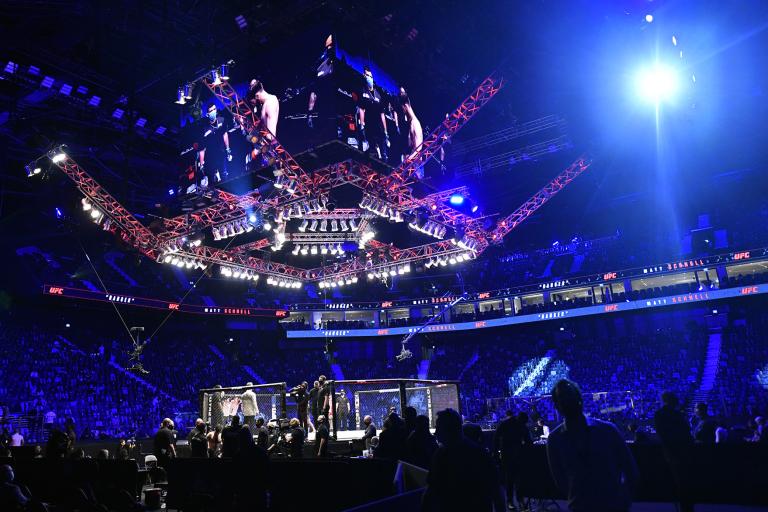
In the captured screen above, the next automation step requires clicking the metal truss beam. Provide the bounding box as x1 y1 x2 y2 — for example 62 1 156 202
229 238 272 254
53 157 159 257
202 75 313 197
491 156 592 242
181 246 307 279
385 73 504 200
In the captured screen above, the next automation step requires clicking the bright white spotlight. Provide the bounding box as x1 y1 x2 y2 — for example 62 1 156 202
51 152 67 163
645 14 653 23
635 65 679 104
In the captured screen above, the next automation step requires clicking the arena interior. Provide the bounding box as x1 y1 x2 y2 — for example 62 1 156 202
1 1 768 511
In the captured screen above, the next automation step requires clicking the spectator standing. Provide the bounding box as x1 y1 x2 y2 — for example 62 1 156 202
153 418 176 467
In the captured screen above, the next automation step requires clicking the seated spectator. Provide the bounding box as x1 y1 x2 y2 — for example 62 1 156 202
405 415 437 470
0 464 30 510
374 413 407 461
692 403 717 443
546 379 638 512
423 408 504 512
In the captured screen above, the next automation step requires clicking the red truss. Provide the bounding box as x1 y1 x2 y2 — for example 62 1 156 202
181 246 307 279
201 76 313 197
491 156 592 241
158 190 260 243
53 158 158 257
306 240 471 281
385 74 504 200
229 238 272 254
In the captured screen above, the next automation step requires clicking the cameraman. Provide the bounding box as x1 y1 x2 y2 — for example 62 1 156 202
288 418 305 458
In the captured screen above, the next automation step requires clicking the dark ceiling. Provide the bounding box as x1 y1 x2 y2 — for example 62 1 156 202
2 0 768 303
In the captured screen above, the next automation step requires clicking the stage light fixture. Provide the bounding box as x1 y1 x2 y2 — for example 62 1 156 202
163 255 172 263
320 219 328 232
310 245 318 255
219 63 230 81
331 219 339 232
300 245 309 255
329 245 338 255
337 244 345 255
309 220 318 232
340 219 348 231
320 244 328 255
645 14 653 23
175 87 186 105
211 69 222 85
286 180 297 194
635 65 678 104
51 151 67 164
449 194 464 206
298 219 309 232
292 245 300 255
81 198 92 211
349 219 358 231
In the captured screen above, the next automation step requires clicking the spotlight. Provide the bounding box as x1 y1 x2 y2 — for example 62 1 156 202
349 218 358 231
331 219 339 232
211 69 222 85
340 219 348 231
292 245 300 255
219 63 230 81
671 35 677 46
25 164 42 177
51 151 67 164
163 255 172 263
635 65 679 104
248 213 258 223
298 219 309 232
309 220 318 232
320 220 328 232
300 245 309 255
310 245 318 255
81 198 92 211
90 208 101 219
183 83 192 99
471 205 479 213
449 194 464 206
320 245 328 255
645 13 653 23
213 227 221 241
175 87 186 105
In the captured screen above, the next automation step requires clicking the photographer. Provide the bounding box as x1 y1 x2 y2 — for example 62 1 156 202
288 418 305 458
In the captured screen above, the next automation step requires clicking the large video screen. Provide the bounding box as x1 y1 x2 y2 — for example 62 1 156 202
175 31 420 195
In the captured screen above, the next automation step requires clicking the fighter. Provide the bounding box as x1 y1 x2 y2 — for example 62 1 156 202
245 79 280 139
396 87 423 164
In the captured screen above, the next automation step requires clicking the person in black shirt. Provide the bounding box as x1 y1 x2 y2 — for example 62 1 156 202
316 415 330 457
356 66 390 161
362 415 376 450
188 418 208 458
692 402 717 443
336 389 350 431
654 391 694 512
288 418 305 458
253 417 269 450
292 382 311 431
423 408 503 512
210 384 225 429
221 415 243 458
309 381 320 427
198 104 232 186
493 410 532 509
153 418 176 468
374 413 407 461
403 406 417 437
317 375 331 418
546 379 638 512
116 439 130 460
405 415 438 470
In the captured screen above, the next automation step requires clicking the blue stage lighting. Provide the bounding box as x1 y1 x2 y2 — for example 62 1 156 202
449 194 464 206
635 65 678 104
55 207 63 219
168 188 175 196
471 205 479 213
248 213 257 223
